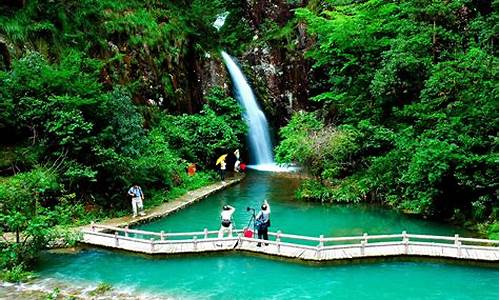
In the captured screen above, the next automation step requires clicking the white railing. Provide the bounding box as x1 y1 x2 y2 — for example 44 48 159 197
82 224 499 261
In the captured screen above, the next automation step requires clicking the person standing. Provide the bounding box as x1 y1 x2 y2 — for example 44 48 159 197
233 149 241 173
217 205 236 244
128 184 146 218
220 159 226 182
255 199 271 247
234 159 241 173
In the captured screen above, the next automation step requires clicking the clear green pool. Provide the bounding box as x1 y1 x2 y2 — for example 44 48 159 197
137 171 468 238
36 171 498 299
37 249 498 300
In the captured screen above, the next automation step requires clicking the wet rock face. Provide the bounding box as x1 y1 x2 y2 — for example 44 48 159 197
0 38 11 70
245 0 293 27
200 55 230 97
239 0 315 128
243 45 311 126
1 0 26 9
104 43 229 115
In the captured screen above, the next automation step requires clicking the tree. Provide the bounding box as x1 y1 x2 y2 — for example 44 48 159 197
0 169 59 271
276 0 498 222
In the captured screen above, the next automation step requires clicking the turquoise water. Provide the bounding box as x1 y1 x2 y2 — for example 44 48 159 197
37 249 498 300
137 171 468 239
36 171 498 299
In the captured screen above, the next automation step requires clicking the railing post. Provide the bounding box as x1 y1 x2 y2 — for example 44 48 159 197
455 234 461 257
150 238 155 253
124 225 129 237
91 221 95 232
237 233 242 249
361 233 368 256
160 230 165 241
317 234 324 259
114 232 119 247
193 236 198 251
402 231 409 255
204 228 208 239
276 230 282 253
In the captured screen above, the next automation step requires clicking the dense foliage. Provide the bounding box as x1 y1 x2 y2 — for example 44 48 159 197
0 0 246 276
275 0 498 232
0 0 497 277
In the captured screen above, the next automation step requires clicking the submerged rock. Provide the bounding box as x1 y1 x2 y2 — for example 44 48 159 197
0 279 173 300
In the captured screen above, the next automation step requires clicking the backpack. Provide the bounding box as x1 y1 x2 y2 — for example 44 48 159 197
221 219 231 227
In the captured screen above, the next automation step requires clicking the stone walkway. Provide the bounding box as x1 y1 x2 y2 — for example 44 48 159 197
81 175 243 232
1 175 243 242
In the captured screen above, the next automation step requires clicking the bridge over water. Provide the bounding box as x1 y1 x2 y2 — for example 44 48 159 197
81 224 499 263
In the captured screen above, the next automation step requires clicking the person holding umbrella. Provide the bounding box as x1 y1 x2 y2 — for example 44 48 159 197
216 154 227 182
220 159 226 182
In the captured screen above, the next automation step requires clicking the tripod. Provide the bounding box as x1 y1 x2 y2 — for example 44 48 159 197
245 207 256 238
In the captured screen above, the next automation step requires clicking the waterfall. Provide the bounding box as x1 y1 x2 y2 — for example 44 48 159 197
221 51 284 171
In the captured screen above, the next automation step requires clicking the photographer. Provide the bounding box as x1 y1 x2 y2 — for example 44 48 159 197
255 199 271 247
218 204 235 240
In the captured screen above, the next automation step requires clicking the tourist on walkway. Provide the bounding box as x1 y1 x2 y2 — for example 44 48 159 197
218 204 235 241
234 159 241 173
220 159 226 182
233 149 241 172
255 199 271 246
128 184 146 218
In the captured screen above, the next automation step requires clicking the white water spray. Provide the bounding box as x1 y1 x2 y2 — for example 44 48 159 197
221 51 289 172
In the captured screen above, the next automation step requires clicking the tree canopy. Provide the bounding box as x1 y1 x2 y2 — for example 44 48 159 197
275 0 498 226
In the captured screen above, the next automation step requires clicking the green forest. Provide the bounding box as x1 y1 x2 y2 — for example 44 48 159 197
0 0 498 280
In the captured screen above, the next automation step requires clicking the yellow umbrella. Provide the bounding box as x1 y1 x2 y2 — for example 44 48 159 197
215 154 228 165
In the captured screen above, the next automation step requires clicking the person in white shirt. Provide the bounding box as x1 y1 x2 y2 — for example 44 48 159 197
234 149 241 173
234 159 241 173
218 204 235 239
128 184 146 217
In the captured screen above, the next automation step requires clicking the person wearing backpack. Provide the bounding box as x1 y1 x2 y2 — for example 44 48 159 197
218 204 236 240
128 184 146 218
255 199 271 247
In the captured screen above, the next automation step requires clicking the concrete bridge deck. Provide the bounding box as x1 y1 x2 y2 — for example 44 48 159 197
81 224 499 263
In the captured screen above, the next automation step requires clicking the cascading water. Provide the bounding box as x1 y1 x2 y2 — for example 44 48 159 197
221 51 285 171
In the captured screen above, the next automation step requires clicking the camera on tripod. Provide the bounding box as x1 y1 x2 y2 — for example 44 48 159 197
244 207 256 238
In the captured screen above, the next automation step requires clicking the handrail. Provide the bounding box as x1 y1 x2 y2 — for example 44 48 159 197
85 225 499 247
407 234 499 244
89 223 245 238
81 227 499 262
241 236 318 251
268 232 321 242
458 237 499 244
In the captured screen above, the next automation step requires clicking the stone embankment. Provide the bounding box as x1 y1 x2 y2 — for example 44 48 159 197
1 175 244 246
82 175 243 232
